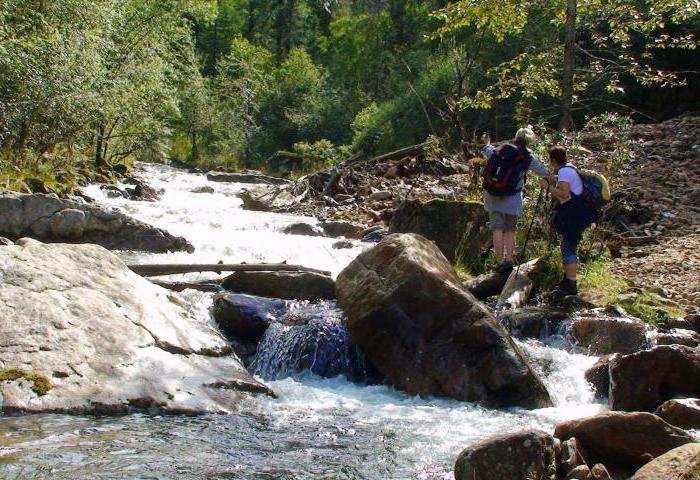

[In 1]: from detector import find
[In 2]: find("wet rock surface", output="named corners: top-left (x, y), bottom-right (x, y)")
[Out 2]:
top-left (335, 233), bottom-right (552, 408)
top-left (0, 239), bottom-right (272, 415)
top-left (248, 301), bottom-right (376, 382)
top-left (568, 313), bottom-right (647, 355)
top-left (0, 191), bottom-right (192, 253)
top-left (221, 270), bottom-right (335, 301)
top-left (453, 430), bottom-right (558, 480)
top-left (585, 355), bottom-right (611, 400)
top-left (554, 412), bottom-right (696, 473)
top-left (629, 443), bottom-right (700, 480)
top-left (609, 345), bottom-right (700, 412)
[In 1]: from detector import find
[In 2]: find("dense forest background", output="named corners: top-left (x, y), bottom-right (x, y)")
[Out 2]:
top-left (1, 0), bottom-right (698, 190)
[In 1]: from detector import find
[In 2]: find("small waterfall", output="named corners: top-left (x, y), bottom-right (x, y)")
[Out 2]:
top-left (249, 300), bottom-right (377, 382)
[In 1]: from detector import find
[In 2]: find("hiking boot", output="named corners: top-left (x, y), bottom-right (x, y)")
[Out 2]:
top-left (553, 278), bottom-right (578, 296)
top-left (494, 261), bottom-right (514, 275)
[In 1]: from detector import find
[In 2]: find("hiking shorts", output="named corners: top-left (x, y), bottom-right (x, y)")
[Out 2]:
top-left (487, 211), bottom-right (518, 231)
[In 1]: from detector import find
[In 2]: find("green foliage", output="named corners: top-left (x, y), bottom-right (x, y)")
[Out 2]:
top-left (293, 139), bottom-right (342, 168)
top-left (0, 368), bottom-right (53, 396)
top-left (617, 290), bottom-right (686, 325)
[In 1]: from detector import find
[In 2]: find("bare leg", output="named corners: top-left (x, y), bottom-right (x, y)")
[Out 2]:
top-left (492, 229), bottom-right (504, 263)
top-left (503, 230), bottom-right (515, 262)
top-left (565, 262), bottom-right (577, 280)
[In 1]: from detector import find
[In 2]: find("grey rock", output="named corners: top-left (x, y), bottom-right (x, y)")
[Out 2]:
top-left (335, 233), bottom-right (552, 408)
top-left (50, 209), bottom-right (86, 239)
top-left (319, 220), bottom-right (365, 239)
top-left (0, 240), bottom-right (272, 415)
top-left (282, 222), bottom-right (324, 237)
top-left (0, 192), bottom-right (193, 253)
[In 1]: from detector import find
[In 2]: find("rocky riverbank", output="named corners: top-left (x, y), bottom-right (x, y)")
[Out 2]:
top-left (0, 190), bottom-right (193, 253)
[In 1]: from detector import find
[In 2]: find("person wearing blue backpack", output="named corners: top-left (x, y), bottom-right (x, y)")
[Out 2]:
top-left (540, 145), bottom-right (600, 296)
top-left (480, 128), bottom-right (551, 274)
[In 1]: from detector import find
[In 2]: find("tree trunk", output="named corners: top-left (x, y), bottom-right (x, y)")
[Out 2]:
top-left (127, 262), bottom-right (332, 277)
top-left (95, 124), bottom-right (105, 167)
top-left (191, 131), bottom-right (198, 161)
top-left (559, 0), bottom-right (577, 131)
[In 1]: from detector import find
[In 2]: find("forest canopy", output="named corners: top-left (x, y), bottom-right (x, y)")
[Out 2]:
top-left (1, 0), bottom-right (699, 187)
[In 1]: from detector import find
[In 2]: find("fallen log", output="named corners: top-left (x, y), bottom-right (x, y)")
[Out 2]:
top-left (149, 279), bottom-right (222, 292)
top-left (128, 263), bottom-right (332, 277)
top-left (497, 257), bottom-right (547, 310)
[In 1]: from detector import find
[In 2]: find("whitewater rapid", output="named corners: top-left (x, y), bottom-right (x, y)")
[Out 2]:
top-left (0, 163), bottom-right (605, 479)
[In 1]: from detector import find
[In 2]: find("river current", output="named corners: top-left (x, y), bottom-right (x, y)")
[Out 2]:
top-left (0, 163), bottom-right (604, 479)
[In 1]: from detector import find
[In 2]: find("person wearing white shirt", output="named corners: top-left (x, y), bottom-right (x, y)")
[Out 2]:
top-left (539, 145), bottom-right (598, 296)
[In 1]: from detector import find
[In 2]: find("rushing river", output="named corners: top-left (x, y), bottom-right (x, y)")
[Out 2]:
top-left (0, 164), bottom-right (605, 479)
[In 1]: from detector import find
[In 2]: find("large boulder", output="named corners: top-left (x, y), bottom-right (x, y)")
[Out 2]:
top-left (630, 443), bottom-right (700, 480)
top-left (319, 220), bottom-right (365, 239)
top-left (568, 313), bottom-right (647, 355)
top-left (655, 398), bottom-right (700, 430)
top-left (388, 199), bottom-right (489, 262)
top-left (222, 270), bottom-right (335, 301)
top-left (335, 233), bottom-right (552, 408)
top-left (453, 430), bottom-right (558, 480)
top-left (609, 345), bottom-right (700, 412)
top-left (0, 192), bottom-right (192, 253)
top-left (237, 185), bottom-right (296, 211)
top-left (554, 412), bottom-right (696, 472)
top-left (0, 239), bottom-right (272, 415)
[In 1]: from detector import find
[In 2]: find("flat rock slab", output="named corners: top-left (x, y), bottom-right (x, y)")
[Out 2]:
top-left (206, 171), bottom-right (290, 185)
top-left (335, 233), bottom-right (552, 409)
top-left (0, 239), bottom-right (272, 415)
top-left (554, 412), bottom-right (696, 471)
top-left (609, 345), bottom-right (700, 412)
top-left (0, 192), bottom-right (192, 253)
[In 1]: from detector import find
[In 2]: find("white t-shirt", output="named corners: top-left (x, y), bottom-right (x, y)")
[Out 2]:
top-left (557, 165), bottom-right (583, 196)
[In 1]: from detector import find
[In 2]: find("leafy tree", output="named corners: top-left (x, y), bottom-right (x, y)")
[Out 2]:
top-left (433, 0), bottom-right (700, 129)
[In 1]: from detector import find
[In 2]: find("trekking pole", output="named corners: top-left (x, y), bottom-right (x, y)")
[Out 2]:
top-left (514, 185), bottom-right (546, 278)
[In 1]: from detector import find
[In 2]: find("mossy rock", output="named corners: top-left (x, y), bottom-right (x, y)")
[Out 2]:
top-left (0, 368), bottom-right (53, 396)
top-left (388, 198), bottom-right (490, 262)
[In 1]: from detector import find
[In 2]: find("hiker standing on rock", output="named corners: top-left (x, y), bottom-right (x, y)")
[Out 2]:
top-left (480, 128), bottom-right (551, 274)
top-left (540, 145), bottom-right (599, 296)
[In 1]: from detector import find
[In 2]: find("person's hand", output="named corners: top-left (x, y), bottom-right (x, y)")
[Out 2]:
top-left (539, 178), bottom-right (550, 190)
top-left (481, 133), bottom-right (491, 145)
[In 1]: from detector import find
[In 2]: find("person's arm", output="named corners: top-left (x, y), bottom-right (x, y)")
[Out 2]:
top-left (528, 154), bottom-right (551, 177)
top-left (540, 174), bottom-right (572, 200)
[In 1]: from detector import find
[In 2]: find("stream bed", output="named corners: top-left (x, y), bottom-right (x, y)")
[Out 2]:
top-left (0, 163), bottom-right (605, 479)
